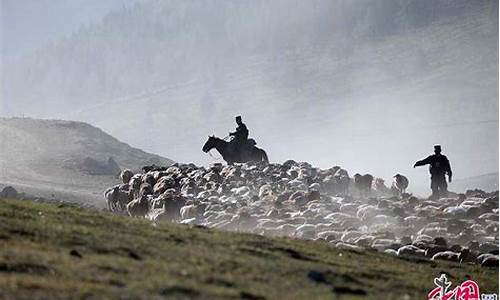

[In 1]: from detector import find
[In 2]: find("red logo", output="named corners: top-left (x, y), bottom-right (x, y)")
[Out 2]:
top-left (428, 274), bottom-right (481, 300)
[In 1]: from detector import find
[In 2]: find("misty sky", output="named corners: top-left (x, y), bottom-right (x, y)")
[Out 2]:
top-left (1, 0), bottom-right (498, 196)
top-left (1, 0), bottom-right (144, 60)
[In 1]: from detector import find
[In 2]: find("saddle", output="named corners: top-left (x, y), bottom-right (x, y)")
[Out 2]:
top-left (229, 138), bottom-right (257, 158)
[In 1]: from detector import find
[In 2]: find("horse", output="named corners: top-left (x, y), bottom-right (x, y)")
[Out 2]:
top-left (202, 135), bottom-right (268, 164)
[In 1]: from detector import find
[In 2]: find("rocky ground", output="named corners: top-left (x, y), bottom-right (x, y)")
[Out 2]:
top-left (104, 161), bottom-right (499, 268)
top-left (0, 185), bottom-right (98, 210)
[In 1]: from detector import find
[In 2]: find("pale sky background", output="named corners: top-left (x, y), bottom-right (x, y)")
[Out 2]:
top-left (1, 0), bottom-right (498, 195)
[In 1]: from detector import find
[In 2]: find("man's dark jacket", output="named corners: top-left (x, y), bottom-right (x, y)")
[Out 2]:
top-left (414, 154), bottom-right (452, 178)
top-left (231, 123), bottom-right (248, 144)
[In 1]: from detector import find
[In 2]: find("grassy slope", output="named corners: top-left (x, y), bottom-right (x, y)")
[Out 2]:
top-left (0, 118), bottom-right (173, 207)
top-left (0, 198), bottom-right (497, 300)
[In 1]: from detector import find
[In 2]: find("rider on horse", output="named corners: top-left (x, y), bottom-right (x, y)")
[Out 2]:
top-left (229, 116), bottom-right (249, 156)
top-left (202, 116), bottom-right (268, 164)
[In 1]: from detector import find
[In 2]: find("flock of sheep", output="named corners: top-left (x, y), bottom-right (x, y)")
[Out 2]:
top-left (104, 160), bottom-right (498, 267)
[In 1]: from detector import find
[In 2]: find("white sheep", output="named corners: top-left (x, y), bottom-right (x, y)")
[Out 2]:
top-left (392, 174), bottom-right (409, 196)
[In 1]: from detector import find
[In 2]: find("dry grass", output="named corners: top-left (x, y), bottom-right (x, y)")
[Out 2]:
top-left (0, 198), bottom-right (497, 299)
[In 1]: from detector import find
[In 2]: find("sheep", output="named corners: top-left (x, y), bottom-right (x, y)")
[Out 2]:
top-left (431, 251), bottom-right (460, 262)
top-left (372, 178), bottom-right (390, 196)
top-left (259, 184), bottom-right (273, 198)
top-left (316, 231), bottom-right (342, 242)
top-left (119, 169), bottom-right (134, 184)
top-left (355, 235), bottom-right (375, 247)
top-left (397, 245), bottom-right (426, 257)
top-left (153, 175), bottom-right (175, 195)
top-left (139, 183), bottom-right (153, 197)
top-left (128, 174), bottom-right (143, 198)
top-left (103, 186), bottom-right (118, 211)
top-left (384, 249), bottom-right (398, 256)
top-left (295, 224), bottom-right (317, 239)
top-left (392, 174), bottom-right (409, 196)
top-left (141, 173), bottom-right (156, 187)
top-left (334, 174), bottom-right (350, 196)
top-left (334, 168), bottom-right (349, 177)
top-left (353, 173), bottom-right (373, 197)
top-left (126, 195), bottom-right (149, 217)
top-left (356, 205), bottom-right (380, 221)
top-left (161, 193), bottom-right (187, 222)
top-left (104, 184), bottom-right (131, 212)
top-left (479, 254), bottom-right (499, 267)
top-left (333, 242), bottom-right (363, 251)
top-left (478, 242), bottom-right (499, 253)
top-left (309, 182), bottom-right (321, 191)
top-left (341, 231), bottom-right (363, 243)
top-left (180, 204), bottom-right (197, 220)
top-left (371, 239), bottom-right (399, 251)
top-left (103, 161), bottom-right (499, 266)
top-left (482, 256), bottom-right (499, 267)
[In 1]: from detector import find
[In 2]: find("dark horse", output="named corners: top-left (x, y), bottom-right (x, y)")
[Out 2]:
top-left (202, 136), bottom-right (268, 164)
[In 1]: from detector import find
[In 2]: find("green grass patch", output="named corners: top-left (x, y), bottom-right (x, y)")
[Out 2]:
top-left (0, 198), bottom-right (497, 299)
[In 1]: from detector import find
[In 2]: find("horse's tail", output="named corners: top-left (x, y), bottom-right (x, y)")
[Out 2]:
top-left (260, 148), bottom-right (269, 164)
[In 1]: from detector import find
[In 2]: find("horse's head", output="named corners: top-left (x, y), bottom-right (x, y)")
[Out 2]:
top-left (202, 135), bottom-right (217, 153)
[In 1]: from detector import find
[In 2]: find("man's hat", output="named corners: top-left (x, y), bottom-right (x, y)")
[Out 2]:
top-left (434, 144), bottom-right (442, 151)
top-left (235, 115), bottom-right (242, 120)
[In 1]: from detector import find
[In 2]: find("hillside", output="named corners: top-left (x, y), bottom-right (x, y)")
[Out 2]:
top-left (2, 0), bottom-right (497, 187)
top-left (4, 0), bottom-right (497, 107)
top-left (0, 197), bottom-right (497, 299)
top-left (0, 117), bottom-right (172, 206)
top-left (452, 173), bottom-right (499, 193)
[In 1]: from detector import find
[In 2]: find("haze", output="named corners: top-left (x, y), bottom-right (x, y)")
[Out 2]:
top-left (1, 0), bottom-right (498, 195)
